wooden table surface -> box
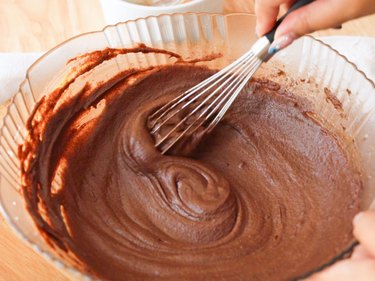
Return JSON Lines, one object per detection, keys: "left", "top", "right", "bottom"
{"left": 0, "top": 1, "right": 374, "bottom": 280}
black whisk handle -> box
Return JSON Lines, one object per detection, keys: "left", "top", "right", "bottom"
{"left": 265, "top": 0, "right": 315, "bottom": 43}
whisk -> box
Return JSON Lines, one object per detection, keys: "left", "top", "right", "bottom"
{"left": 149, "top": 0, "right": 314, "bottom": 154}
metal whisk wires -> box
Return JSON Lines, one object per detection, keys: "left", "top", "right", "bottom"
{"left": 149, "top": 38, "right": 270, "bottom": 154}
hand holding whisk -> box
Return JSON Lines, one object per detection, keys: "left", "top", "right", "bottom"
{"left": 149, "top": 0, "right": 314, "bottom": 154}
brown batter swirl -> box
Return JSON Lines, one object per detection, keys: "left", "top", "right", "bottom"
{"left": 19, "top": 47, "right": 362, "bottom": 281}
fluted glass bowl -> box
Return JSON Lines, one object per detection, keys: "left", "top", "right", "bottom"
{"left": 0, "top": 13, "right": 375, "bottom": 281}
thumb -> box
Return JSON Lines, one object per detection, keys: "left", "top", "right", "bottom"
{"left": 353, "top": 211, "right": 375, "bottom": 257}
{"left": 308, "top": 259, "right": 375, "bottom": 281}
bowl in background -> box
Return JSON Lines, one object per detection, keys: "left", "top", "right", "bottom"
{"left": 0, "top": 13, "right": 375, "bottom": 280}
{"left": 99, "top": 0, "right": 224, "bottom": 24}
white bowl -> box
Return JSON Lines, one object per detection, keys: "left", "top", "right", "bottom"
{"left": 99, "top": 0, "right": 224, "bottom": 24}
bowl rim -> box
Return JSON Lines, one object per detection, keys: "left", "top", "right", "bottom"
{"left": 101, "top": 0, "right": 222, "bottom": 11}
{"left": 15, "top": 12, "right": 375, "bottom": 104}
{"left": 0, "top": 12, "right": 374, "bottom": 281}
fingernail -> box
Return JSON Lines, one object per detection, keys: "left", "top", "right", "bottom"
{"left": 353, "top": 212, "right": 365, "bottom": 226}
{"left": 268, "top": 33, "right": 297, "bottom": 55}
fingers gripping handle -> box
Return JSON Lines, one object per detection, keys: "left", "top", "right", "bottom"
{"left": 265, "top": 0, "right": 315, "bottom": 43}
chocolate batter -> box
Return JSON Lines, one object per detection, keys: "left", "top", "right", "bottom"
{"left": 19, "top": 47, "right": 362, "bottom": 281}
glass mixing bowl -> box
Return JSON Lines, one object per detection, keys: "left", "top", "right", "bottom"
{"left": 0, "top": 13, "right": 375, "bottom": 281}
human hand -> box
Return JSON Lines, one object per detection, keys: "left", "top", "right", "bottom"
{"left": 308, "top": 211, "right": 375, "bottom": 281}
{"left": 255, "top": 0, "right": 375, "bottom": 52}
